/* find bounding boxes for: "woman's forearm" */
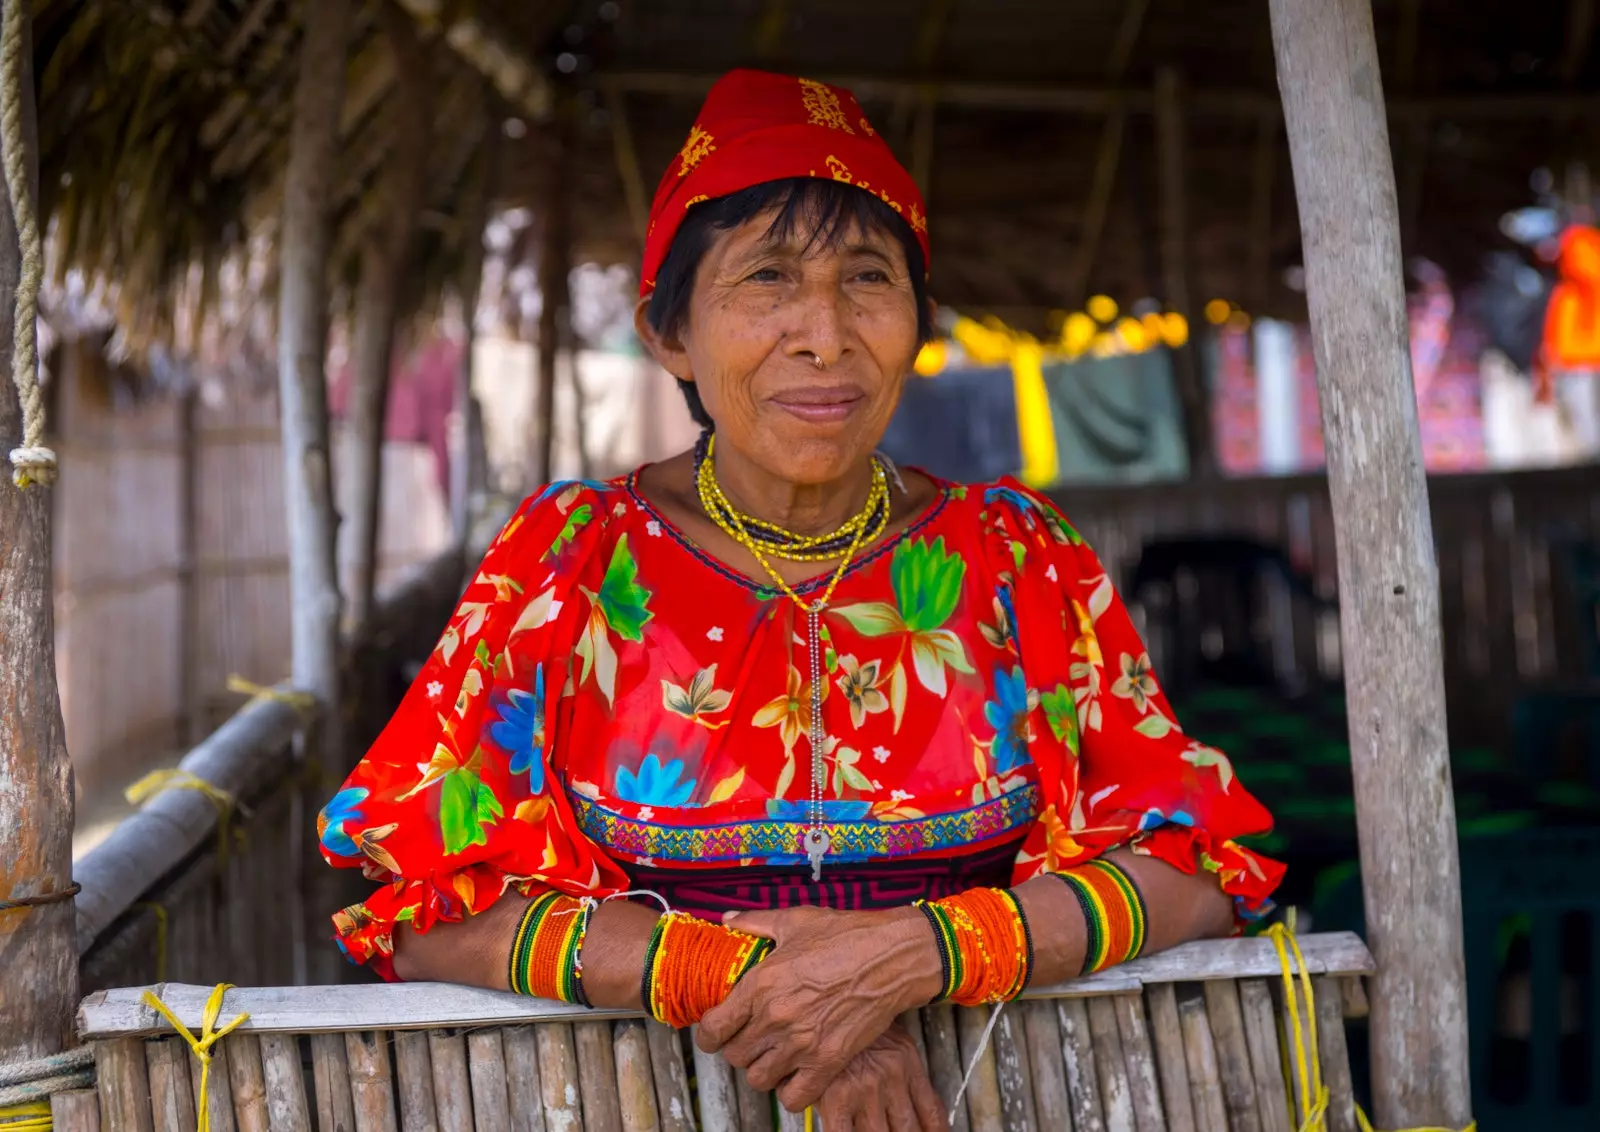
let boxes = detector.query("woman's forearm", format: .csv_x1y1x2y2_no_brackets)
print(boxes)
391,892,661,1008
1012,849,1235,987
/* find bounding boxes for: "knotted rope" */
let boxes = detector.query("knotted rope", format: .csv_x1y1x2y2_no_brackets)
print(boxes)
140,985,250,1132
0,0,52,489
0,1047,95,1129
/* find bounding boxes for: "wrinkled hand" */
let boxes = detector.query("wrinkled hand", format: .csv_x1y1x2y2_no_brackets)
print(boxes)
696,906,942,1112
811,1022,946,1132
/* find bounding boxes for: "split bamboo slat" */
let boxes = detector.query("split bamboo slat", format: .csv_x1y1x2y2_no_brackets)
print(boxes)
74,932,1374,1131
50,1087,103,1132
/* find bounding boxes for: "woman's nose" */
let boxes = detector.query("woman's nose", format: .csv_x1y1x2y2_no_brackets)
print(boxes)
785,276,849,366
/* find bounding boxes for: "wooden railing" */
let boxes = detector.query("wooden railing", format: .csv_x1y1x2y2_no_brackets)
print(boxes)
75,545,470,994
1052,463,1600,751
71,933,1375,1132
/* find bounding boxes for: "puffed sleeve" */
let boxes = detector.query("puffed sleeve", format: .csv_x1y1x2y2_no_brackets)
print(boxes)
319,481,633,977
983,480,1285,924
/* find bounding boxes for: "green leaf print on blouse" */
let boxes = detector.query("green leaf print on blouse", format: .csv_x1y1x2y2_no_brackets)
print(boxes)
575,535,655,706
545,503,594,559
830,538,975,722
397,745,504,856
1040,684,1080,755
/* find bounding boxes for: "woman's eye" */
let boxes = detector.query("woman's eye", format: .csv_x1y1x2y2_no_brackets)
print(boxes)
746,267,783,283
853,269,890,284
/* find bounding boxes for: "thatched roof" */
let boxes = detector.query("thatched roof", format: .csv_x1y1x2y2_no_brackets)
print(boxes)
31,0,1600,357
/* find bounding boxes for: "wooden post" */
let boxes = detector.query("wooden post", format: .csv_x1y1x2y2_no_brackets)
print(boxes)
278,0,353,985
179,387,205,744
534,123,570,488
604,84,649,251
1154,67,1215,479
451,127,494,547
0,0,77,1063
1267,0,1472,1126
344,7,432,633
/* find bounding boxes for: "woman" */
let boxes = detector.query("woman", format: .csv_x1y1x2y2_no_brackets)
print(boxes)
320,68,1283,1131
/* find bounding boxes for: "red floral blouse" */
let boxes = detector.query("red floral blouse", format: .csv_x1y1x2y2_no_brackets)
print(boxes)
320,472,1284,978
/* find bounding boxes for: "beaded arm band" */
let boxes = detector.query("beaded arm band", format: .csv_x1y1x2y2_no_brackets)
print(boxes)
641,912,775,1029
914,887,1034,1007
1051,858,1149,976
508,891,593,1006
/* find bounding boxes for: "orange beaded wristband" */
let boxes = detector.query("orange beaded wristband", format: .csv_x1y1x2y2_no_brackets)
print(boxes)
508,891,592,1005
640,912,774,1029
915,887,1033,1006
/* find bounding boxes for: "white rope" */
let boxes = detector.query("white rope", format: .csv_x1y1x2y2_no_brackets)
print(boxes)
0,1048,96,1108
0,0,53,489
947,1001,1006,1124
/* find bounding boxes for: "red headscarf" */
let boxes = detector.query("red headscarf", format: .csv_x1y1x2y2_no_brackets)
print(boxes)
639,68,930,297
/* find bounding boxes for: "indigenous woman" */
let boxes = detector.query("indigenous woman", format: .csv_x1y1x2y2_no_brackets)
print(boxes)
320,69,1283,1131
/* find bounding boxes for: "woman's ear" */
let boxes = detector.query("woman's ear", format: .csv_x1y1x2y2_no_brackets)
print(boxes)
634,296,692,382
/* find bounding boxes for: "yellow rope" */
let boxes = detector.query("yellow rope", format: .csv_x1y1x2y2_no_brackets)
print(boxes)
125,769,240,868
1266,919,1477,1132
0,1101,50,1131
225,675,318,717
135,902,170,983
0,0,53,489
139,985,250,1132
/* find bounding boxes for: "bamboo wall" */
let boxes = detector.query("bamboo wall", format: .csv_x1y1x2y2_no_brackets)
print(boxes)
52,341,451,814
1055,463,1600,752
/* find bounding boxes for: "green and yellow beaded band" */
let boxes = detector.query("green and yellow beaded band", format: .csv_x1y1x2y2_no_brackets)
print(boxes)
1053,858,1148,976
508,890,592,1006
914,888,1032,1006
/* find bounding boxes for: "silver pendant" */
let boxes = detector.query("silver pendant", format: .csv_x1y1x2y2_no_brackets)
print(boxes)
803,826,831,881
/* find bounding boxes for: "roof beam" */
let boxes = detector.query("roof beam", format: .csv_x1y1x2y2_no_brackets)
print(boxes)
393,0,551,121
597,70,1600,121
1560,0,1597,85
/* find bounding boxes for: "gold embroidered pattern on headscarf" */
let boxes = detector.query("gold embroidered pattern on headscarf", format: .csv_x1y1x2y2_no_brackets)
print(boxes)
800,78,855,133
859,118,877,137
684,194,709,209
825,156,922,232
678,126,716,176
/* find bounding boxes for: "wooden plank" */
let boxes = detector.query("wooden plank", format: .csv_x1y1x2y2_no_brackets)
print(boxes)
426,1031,474,1132
1056,999,1106,1132
1237,981,1292,1132
957,1005,1006,1132
188,1032,237,1132
465,1030,512,1132
225,1033,270,1132
775,1104,806,1132
1111,994,1165,1132
689,1033,739,1132
733,1068,774,1132
51,1087,102,1132
536,1023,583,1132
613,1020,661,1132
993,1005,1039,1132
1144,988,1195,1132
500,1027,547,1132
1267,0,1472,1125
1174,988,1226,1132
1200,981,1261,1132
259,1034,313,1132
642,1022,692,1132
393,1030,439,1132
147,1039,200,1132
95,1038,155,1132
1086,997,1136,1132
922,1004,973,1132
313,1032,358,1132
1313,977,1358,1132
346,1030,401,1132
1021,1000,1071,1132
75,937,1375,1038
575,1021,624,1132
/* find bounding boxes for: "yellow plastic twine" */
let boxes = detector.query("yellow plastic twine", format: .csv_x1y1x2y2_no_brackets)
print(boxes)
225,675,318,717
0,1101,51,1131
1266,918,1476,1132
135,902,170,983
139,985,250,1132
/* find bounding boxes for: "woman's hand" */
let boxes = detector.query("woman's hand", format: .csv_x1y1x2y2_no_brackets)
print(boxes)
810,1021,947,1132
695,906,943,1112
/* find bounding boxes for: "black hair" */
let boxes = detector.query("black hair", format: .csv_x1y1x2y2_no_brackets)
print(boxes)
644,177,933,429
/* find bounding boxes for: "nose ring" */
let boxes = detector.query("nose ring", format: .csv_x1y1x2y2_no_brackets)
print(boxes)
811,353,825,370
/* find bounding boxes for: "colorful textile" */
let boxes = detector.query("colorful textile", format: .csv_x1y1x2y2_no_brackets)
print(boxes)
639,68,929,297
320,473,1284,978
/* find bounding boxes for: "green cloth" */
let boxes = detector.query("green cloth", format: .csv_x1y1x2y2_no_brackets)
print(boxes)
1042,350,1189,485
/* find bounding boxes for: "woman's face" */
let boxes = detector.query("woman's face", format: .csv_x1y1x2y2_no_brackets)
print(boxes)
640,204,922,487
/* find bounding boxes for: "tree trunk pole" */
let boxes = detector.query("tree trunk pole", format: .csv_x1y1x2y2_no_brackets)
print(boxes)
1153,68,1214,479
344,8,431,633
534,124,570,488
0,0,76,1063
279,0,352,985
1267,1,1472,1126
451,131,493,548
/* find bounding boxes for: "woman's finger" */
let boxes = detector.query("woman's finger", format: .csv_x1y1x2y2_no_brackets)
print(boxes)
884,1076,919,1132
742,1046,792,1094
718,908,787,940
907,1058,948,1132
695,986,755,1052
856,1091,892,1132
816,1094,853,1132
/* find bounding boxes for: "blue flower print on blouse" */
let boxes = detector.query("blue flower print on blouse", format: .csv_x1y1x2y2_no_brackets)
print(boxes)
614,753,697,808
984,666,1034,776
765,798,874,821
489,665,548,794
1139,807,1196,832
318,787,369,859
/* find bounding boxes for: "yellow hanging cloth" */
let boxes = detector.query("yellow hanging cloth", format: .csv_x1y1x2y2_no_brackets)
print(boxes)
139,984,251,1132
1010,340,1059,488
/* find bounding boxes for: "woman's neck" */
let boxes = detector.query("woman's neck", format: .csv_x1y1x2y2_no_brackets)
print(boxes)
710,437,874,536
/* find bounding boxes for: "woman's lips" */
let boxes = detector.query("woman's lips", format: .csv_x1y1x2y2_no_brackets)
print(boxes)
771,388,864,423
